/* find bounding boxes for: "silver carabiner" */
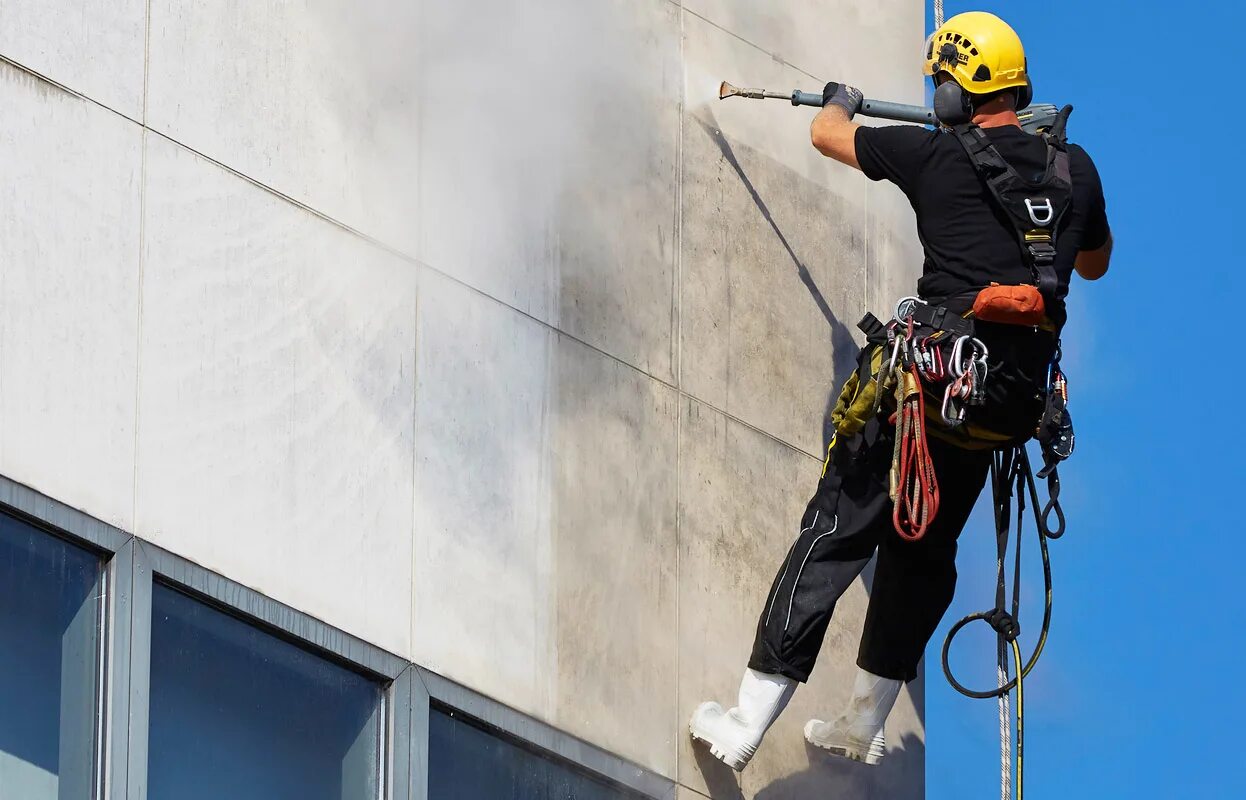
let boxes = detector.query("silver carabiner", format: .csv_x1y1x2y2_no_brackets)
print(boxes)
873,336,904,415
969,337,989,365
949,336,967,378
888,335,903,373
950,336,989,378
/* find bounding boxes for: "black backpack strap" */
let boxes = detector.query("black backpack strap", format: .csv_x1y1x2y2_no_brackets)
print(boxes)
951,124,1074,302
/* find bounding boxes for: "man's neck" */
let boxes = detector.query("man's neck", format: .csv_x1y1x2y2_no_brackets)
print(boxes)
973,108,1021,129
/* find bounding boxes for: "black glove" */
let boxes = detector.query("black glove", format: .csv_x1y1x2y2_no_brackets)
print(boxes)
822,82,864,118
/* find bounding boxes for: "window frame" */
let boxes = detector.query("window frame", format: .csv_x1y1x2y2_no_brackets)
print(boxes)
0,474,674,800
128,544,410,800
0,484,117,800
414,670,676,800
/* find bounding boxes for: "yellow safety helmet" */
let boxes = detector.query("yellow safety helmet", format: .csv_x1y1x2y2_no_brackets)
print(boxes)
924,12,1028,99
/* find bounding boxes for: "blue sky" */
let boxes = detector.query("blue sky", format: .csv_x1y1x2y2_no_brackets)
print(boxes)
923,3,1246,798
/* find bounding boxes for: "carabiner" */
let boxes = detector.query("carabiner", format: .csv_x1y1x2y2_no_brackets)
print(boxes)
948,337,966,378
926,338,946,381
915,337,932,380
950,336,989,379
874,337,903,415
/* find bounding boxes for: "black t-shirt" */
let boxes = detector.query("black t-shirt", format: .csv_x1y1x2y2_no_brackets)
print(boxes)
855,124,1109,326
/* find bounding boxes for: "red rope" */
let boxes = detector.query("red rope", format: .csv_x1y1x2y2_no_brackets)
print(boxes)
893,365,940,541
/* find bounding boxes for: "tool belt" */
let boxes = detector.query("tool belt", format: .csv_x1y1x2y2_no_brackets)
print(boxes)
829,291,1071,454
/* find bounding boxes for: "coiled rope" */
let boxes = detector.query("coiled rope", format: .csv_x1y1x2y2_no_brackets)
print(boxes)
891,365,940,541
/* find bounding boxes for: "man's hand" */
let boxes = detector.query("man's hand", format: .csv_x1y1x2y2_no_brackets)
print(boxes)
811,82,863,170
821,82,863,117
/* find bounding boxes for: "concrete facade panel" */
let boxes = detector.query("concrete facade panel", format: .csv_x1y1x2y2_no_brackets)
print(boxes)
418,0,681,382
0,0,146,118
145,0,422,254
683,0,925,105
413,271,680,775
0,65,142,530
548,328,680,775
675,397,924,797
850,3,928,108
681,13,867,457
411,270,556,715
134,135,417,656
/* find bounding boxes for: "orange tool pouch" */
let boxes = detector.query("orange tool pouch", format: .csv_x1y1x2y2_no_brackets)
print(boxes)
972,283,1046,326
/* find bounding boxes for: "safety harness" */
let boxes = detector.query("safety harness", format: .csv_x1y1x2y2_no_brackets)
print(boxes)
951,113,1074,304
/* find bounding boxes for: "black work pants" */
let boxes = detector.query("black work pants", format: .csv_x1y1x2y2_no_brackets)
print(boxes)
748,417,991,683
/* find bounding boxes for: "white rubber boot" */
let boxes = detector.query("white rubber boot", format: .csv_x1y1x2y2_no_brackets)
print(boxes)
804,668,902,766
689,669,797,771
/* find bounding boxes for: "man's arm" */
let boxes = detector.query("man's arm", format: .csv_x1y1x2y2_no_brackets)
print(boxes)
1072,146,1111,280
1075,231,1112,280
811,83,864,170
811,105,862,170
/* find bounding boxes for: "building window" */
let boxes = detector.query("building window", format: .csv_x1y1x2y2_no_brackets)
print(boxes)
428,707,649,799
0,513,104,800
146,583,384,800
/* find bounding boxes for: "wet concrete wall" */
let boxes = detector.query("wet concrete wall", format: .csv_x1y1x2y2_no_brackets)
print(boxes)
0,0,924,796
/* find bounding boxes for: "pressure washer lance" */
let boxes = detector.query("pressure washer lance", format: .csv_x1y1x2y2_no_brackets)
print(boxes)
719,80,1063,134
719,80,935,125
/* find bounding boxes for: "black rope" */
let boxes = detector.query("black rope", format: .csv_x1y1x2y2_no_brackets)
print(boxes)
940,444,1060,699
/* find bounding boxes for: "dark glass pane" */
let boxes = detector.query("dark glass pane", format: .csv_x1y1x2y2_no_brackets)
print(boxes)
428,708,649,800
0,513,103,799
147,584,382,800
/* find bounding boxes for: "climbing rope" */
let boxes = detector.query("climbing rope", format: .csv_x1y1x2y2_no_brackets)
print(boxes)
934,0,945,29
997,658,1012,800
1006,639,1024,800
941,446,1064,800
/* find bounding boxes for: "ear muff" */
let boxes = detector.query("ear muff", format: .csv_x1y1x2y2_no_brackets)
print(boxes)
1016,77,1033,111
933,81,973,126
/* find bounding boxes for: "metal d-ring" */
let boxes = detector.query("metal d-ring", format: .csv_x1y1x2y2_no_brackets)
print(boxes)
893,296,923,323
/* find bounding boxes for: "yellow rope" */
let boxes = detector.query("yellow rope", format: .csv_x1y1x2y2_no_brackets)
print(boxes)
1011,638,1025,800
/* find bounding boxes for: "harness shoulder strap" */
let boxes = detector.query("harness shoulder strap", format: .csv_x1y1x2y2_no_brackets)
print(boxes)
951,124,1074,302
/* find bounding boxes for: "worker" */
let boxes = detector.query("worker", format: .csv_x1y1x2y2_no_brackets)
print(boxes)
690,11,1110,771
